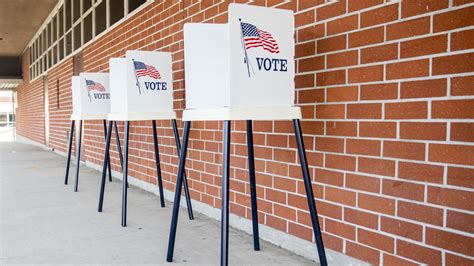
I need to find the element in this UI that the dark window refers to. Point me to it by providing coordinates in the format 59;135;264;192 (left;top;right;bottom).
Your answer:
65;32;72;55
83;13;93;44
95;0;106;36
73;24;81;50
42;31;47;52
59;38;65;60
83;0;92;12
129;0;147;13
73;0;81;22
58;6;64;37
110;0;124;25
48;49;52;68
47;23;51;47
53;15;58;42
65;0;72;30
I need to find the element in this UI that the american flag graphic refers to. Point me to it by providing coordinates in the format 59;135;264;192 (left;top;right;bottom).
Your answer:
241;22;280;54
85;79;106;92
133;61;161;79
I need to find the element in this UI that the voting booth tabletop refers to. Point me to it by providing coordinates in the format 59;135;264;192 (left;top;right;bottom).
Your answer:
97;115;194;228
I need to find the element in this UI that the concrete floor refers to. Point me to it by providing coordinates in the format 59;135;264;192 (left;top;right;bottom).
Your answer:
0;142;315;265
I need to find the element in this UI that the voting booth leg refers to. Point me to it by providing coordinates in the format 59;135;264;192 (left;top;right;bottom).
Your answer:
152;120;165;208
293;119;327;266
98;121;113;212
171;119;194;220
121;121;130;227
64;120;75;185
114;121;128;188
246;120;260;251
221;120;231;266
103;120;113;182
166;121;191;262
73;120;83;192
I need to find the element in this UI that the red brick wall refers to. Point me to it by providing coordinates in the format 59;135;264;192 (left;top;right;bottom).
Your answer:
16;1;474;264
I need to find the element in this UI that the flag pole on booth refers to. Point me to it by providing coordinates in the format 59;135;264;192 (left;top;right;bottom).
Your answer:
132;59;142;95
239;18;253;78
85;78;92;102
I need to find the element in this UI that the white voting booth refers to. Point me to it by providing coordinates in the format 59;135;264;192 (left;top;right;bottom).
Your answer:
71;73;110;120
168;4;326;266
99;50;193;227
183;3;300;121
108;51;176;121
66;72;112;192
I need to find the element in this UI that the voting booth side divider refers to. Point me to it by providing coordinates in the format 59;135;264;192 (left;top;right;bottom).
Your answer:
167;4;327;266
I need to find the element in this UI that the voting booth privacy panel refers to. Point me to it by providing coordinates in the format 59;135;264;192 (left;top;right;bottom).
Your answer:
71;73;110;119
184;4;295;111
109;51;173;115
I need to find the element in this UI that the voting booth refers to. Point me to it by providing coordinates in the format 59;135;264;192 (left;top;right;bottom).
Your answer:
167;4;327;266
65;73;114;192
97;51;194;227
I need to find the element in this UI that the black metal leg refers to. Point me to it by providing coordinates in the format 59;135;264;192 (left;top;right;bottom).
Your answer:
246;120;260;251
103;120;112;182
64;120;75;185
166;121;191;262
152;120;165;208
114;121;124;171
73;120;83;192
98;121;113;212
221;120;231;266
172;119;194;220
293;119;327;266
121;121;130;227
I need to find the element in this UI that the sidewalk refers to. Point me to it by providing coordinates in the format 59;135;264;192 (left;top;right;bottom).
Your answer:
0;142;314;265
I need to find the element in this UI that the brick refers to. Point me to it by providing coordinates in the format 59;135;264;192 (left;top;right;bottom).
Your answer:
400;79;447;99
298;55;325;72
359;157;395;177
295;42;315;58
447;210;474;234
326;219;356;240
359;122;397;138
298;0;325;11
400;122;447;141
326;121;357;136
386;59;429;80
397;240;442;265
349;26;384;48
288;222;311;242
315;168;344;186
453;0;474;6
295;74;314;89
321;233;344;253
401;0;449;18
361;43;398;64
358;228;394;252
383;254;418;266
347;103;382;119
385;101;428;119
316;70;346;86
432;53;474;75
428;186;474;211
358;193;395;215
327;50;358;69
317;35;347;53
384;141;425;161
316;0;346;21
451;29;474;51
325;186;356;206
346;139;381;156
387;17;430;40
344;208;378;229
451;76;474;96
348;65;384;83
400;34;448;58
430;144;474;166
298;88;324;104
346;241;380;265
433;6;474;32
446;253;474;266
297;24;325;42
398;200;444;226
448;167;474;188
316;200;343;220
432;99;474;119
360;83;398;101
326;86;358;102
346;173;380;193
327;14;358;35
451;123;474;142
348;0;383;12
295;9;314;27
382;179;425;201
315;104;345;119
398;161;444;184
325;153;356;171
360;3;398;28
426;228;474;256
315;137;344;153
